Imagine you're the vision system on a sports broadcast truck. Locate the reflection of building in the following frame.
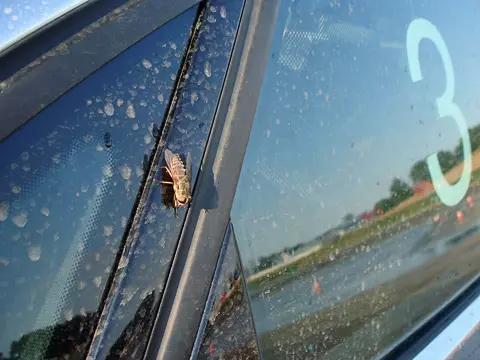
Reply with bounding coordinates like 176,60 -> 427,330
413,180 -> 434,197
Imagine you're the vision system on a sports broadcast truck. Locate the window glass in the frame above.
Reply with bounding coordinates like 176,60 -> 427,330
231,0 -> 480,358
0,7 -> 196,359
195,225 -> 259,359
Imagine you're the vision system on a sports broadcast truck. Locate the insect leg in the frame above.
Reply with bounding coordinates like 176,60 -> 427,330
161,165 -> 174,179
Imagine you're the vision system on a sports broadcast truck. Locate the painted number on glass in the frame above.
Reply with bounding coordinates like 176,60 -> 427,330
406,18 -> 472,206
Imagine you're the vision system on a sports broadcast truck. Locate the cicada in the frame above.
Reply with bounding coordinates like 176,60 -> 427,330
160,148 -> 192,217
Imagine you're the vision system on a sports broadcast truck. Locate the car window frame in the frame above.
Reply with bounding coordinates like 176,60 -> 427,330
142,0 -> 281,359
0,3 -> 201,358
0,0 -> 199,143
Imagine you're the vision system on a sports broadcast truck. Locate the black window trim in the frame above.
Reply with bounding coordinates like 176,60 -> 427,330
143,0 -> 280,359
0,0 -> 199,143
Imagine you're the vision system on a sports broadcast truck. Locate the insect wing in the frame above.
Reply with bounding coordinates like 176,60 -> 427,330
164,148 -> 178,180
185,152 -> 192,183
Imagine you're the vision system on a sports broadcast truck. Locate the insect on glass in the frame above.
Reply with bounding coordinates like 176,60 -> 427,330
160,148 -> 192,217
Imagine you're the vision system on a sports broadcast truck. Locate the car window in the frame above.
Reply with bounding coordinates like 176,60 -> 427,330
231,0 -> 480,358
85,1 -> 245,358
194,224 -> 260,359
0,7 -> 196,359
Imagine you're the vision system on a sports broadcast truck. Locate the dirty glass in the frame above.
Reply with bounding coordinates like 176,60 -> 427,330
230,0 -> 480,358
85,1 -> 245,358
193,224 -> 260,360
0,7 -> 196,359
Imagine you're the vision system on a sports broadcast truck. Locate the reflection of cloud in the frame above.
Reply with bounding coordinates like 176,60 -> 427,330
352,138 -> 373,155
379,40 -> 405,50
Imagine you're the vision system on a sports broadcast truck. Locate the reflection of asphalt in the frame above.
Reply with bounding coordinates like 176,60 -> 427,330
250,198 -> 480,335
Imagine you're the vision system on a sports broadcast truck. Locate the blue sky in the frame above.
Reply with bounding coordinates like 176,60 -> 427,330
0,0 -> 88,51
231,0 -> 480,264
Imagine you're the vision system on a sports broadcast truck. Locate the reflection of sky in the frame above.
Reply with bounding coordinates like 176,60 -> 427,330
231,0 -> 480,264
0,8 -> 194,355
0,0 -> 89,53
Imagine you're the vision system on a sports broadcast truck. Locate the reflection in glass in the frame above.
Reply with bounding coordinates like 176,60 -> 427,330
86,1 -> 245,358
194,224 -> 259,360
231,0 -> 480,358
0,8 -> 195,359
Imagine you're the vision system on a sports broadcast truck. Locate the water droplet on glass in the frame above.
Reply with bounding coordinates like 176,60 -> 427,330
116,98 -> 124,107
220,6 -> 227,18
28,246 -> 41,261
104,225 -> 114,236
132,123 -> 139,131
207,15 -> 216,23
20,152 -> 29,161
102,165 -> 113,178
140,100 -> 147,107
93,276 -> 102,288
104,102 -> 115,116
142,59 -> 152,69
157,94 -> 164,103
126,103 -> 136,119
12,212 -> 27,228
78,280 -> 86,290
144,134 -> 152,145
204,61 -> 212,78
190,92 -> 199,105
64,309 -> 74,321
52,153 -> 61,164
329,253 -> 335,261
120,164 -> 132,180
41,207 -> 50,217
11,185 -> 21,194
121,216 -> 127,228
0,203 -> 8,221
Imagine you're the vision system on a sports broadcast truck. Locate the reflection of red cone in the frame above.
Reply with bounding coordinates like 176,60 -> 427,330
220,292 -> 227,304
467,195 -> 474,208
312,278 -> 321,294
433,214 -> 440,223
209,342 -> 214,356
457,210 -> 464,222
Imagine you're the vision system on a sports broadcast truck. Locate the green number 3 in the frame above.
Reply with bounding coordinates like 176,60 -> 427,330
407,18 -> 472,206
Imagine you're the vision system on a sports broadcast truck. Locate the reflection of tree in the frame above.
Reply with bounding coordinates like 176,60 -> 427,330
342,213 -> 355,224
375,177 -> 414,214
411,124 -> 480,184
5,291 -> 156,360
410,159 -> 431,184
8,312 -> 97,360
106,291 -> 156,359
